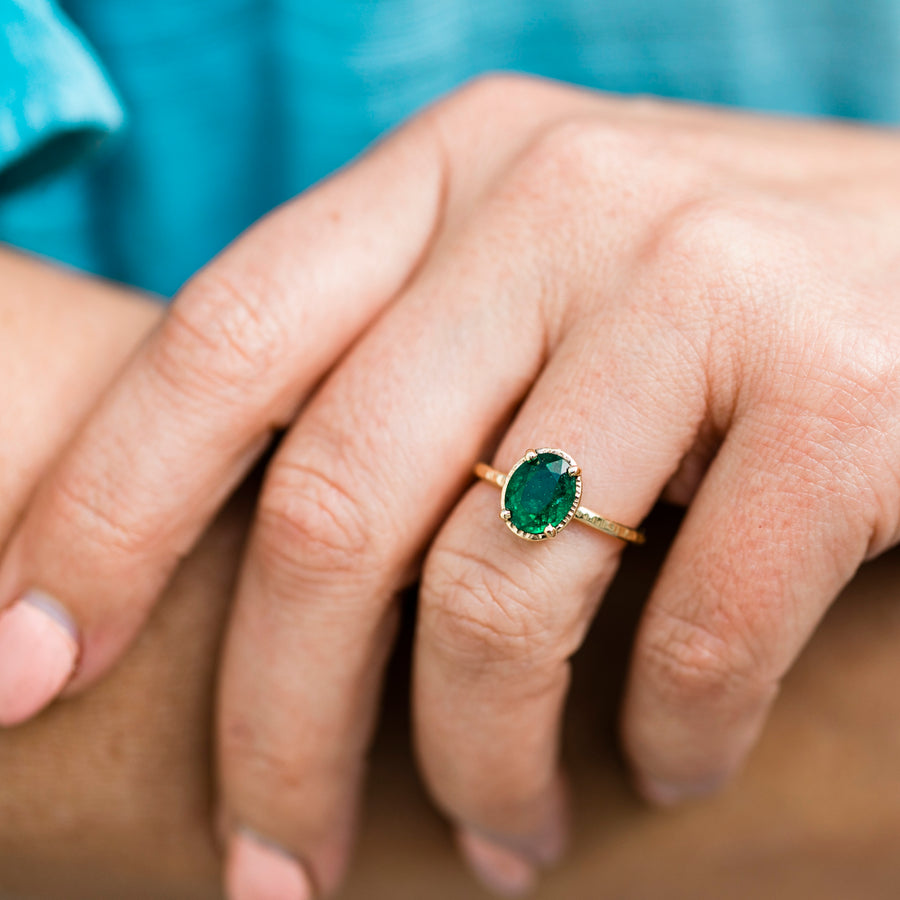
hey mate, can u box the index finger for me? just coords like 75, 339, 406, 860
0, 116, 447, 722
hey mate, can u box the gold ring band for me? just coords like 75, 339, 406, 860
474, 450, 646, 545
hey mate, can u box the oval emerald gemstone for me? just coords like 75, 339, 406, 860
504, 451, 579, 536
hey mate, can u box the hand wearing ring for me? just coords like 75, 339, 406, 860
3, 75, 900, 900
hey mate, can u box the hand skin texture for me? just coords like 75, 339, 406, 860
1, 251, 900, 898
2, 74, 900, 896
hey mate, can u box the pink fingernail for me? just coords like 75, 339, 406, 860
0, 590, 78, 726
457, 828, 537, 897
640, 773, 728, 807
225, 829, 313, 900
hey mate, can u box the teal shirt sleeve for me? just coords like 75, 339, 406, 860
0, 0, 124, 194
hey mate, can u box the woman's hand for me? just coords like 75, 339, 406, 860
2, 75, 900, 897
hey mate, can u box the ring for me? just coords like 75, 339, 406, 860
474, 448, 646, 544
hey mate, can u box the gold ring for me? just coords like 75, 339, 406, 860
474, 448, 645, 544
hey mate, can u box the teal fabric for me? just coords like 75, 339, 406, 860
2, 0, 900, 298
0, 0, 122, 193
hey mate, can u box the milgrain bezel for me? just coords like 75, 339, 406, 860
499, 447, 583, 541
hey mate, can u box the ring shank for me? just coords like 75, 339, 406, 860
474, 462, 646, 545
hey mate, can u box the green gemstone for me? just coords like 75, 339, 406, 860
504, 451, 579, 536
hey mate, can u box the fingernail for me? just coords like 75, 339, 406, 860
225, 829, 313, 900
640, 773, 728, 807
457, 828, 537, 897
530, 776, 569, 866
0, 590, 78, 726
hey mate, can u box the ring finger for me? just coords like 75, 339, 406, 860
414, 318, 705, 894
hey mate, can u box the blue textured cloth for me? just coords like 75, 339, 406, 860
2, 0, 900, 297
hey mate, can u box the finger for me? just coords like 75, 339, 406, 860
622, 409, 874, 805
217, 188, 558, 898
414, 322, 706, 894
0, 114, 449, 724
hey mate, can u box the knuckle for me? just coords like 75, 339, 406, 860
478, 118, 656, 311
818, 323, 900, 423
653, 196, 800, 304
517, 117, 638, 193
830, 329, 900, 526
639, 197, 803, 362
255, 458, 381, 586
656, 198, 755, 270
499, 118, 682, 277
422, 544, 562, 663
448, 71, 539, 113
637, 607, 776, 710
155, 266, 291, 396
759, 357, 900, 556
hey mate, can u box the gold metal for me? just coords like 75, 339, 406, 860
474, 453, 646, 545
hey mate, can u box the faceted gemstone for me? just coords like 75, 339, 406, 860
504, 451, 579, 536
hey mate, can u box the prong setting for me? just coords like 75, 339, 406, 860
499, 448, 583, 540
476, 452, 644, 544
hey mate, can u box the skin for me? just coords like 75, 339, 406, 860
2, 75, 900, 894
2, 249, 900, 899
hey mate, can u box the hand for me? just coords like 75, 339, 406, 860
2, 75, 900, 897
